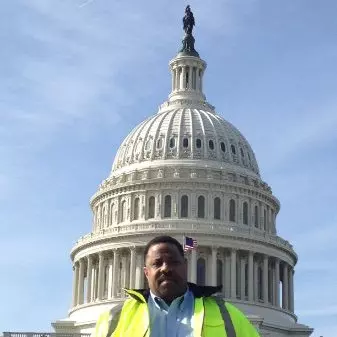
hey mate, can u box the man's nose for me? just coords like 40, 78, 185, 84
161, 262, 173, 272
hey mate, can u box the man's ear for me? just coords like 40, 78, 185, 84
143, 266, 148, 278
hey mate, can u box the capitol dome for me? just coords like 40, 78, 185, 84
112, 108, 260, 176
53, 10, 313, 337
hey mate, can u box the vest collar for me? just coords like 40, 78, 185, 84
124, 283, 222, 303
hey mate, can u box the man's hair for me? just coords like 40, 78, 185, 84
144, 235, 185, 261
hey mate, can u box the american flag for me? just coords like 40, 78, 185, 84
183, 236, 198, 251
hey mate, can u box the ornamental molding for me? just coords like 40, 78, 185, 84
71, 222, 296, 260
91, 176, 278, 211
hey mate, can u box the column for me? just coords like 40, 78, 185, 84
176, 68, 180, 90
135, 250, 143, 288
289, 267, 294, 312
191, 249, 197, 283
121, 255, 127, 293
263, 255, 269, 304
248, 251, 254, 301
77, 259, 85, 305
275, 259, 280, 307
282, 263, 289, 310
72, 262, 79, 307
171, 70, 175, 91
181, 66, 186, 90
196, 67, 200, 92
108, 256, 113, 298
112, 249, 120, 298
211, 247, 217, 286
240, 257, 246, 300
187, 66, 192, 89
97, 252, 104, 300
86, 255, 93, 303
230, 249, 237, 298
254, 259, 258, 300
224, 252, 231, 298
129, 247, 136, 288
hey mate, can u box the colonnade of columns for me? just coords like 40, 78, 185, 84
72, 246, 294, 313
171, 65, 203, 92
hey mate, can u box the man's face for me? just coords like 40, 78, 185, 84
144, 242, 187, 304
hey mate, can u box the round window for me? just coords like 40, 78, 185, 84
196, 138, 202, 148
209, 140, 214, 150
220, 142, 226, 152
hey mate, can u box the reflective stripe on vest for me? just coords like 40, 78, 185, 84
95, 296, 238, 337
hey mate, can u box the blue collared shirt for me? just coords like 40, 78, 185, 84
147, 289, 194, 337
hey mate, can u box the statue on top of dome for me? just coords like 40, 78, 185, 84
183, 5, 195, 35
180, 5, 199, 57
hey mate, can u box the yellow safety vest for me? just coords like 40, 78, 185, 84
93, 289, 260, 337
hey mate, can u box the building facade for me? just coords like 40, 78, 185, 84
52, 19, 313, 337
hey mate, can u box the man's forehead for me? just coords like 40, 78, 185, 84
148, 243, 180, 256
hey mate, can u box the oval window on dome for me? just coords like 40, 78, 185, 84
248, 153, 251, 162
157, 138, 163, 149
220, 142, 226, 152
145, 139, 152, 151
183, 138, 189, 148
209, 140, 214, 150
196, 138, 202, 148
240, 148, 244, 157
170, 137, 176, 148
231, 144, 236, 155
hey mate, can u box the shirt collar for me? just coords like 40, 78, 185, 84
150, 288, 191, 311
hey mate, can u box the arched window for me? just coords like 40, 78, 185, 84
196, 138, 202, 148
121, 200, 127, 223
214, 197, 221, 220
254, 205, 259, 228
157, 138, 163, 149
164, 195, 171, 218
134, 197, 140, 220
243, 202, 248, 225
197, 258, 206, 286
180, 195, 188, 218
183, 138, 189, 148
209, 140, 214, 150
145, 139, 152, 151
197, 196, 205, 218
148, 196, 155, 219
217, 259, 223, 286
220, 142, 226, 152
229, 199, 236, 222
231, 145, 236, 155
169, 137, 176, 148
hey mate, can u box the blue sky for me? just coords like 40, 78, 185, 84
0, 0, 336, 336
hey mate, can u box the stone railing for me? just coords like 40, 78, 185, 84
72, 222, 293, 252
2, 334, 90, 337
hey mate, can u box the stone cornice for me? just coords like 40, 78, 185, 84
70, 222, 296, 262
90, 175, 278, 211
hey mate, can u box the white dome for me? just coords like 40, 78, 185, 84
112, 108, 260, 176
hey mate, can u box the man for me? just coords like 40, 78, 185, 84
93, 236, 260, 337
